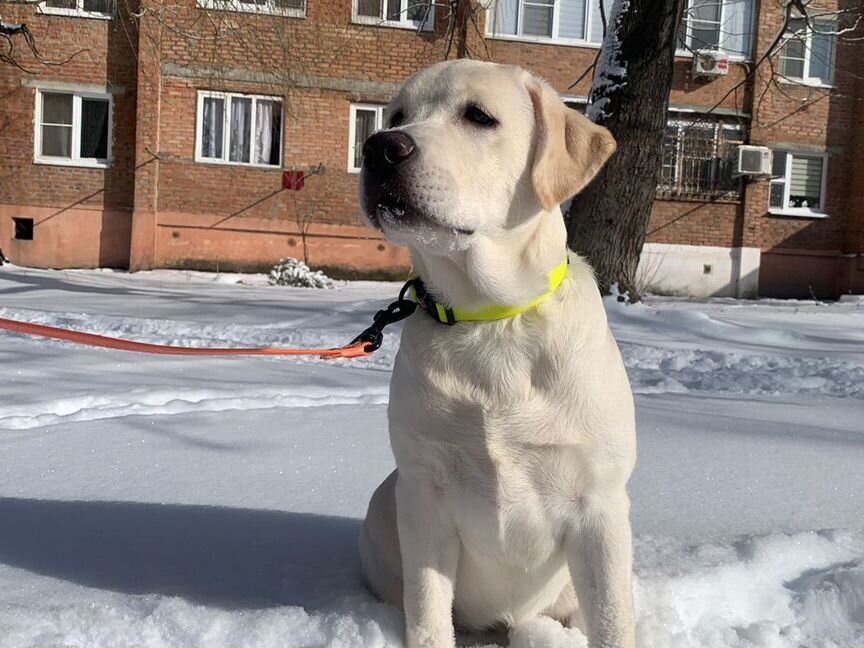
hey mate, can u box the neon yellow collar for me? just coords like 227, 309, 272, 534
410, 258, 569, 324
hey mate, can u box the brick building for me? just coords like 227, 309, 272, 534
1, 0, 863, 298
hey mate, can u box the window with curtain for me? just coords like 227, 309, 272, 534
657, 115, 745, 199
353, 0, 433, 29
679, 0, 755, 58
779, 18, 836, 85
486, 0, 611, 43
769, 151, 827, 215
197, 91, 283, 168
196, 0, 305, 15
36, 90, 112, 166
349, 104, 385, 172
42, 0, 114, 16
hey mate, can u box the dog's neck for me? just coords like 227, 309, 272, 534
409, 209, 568, 311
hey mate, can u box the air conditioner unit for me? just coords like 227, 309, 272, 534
736, 145, 772, 176
693, 50, 729, 79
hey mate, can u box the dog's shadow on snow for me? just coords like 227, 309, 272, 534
0, 497, 510, 645
0, 497, 363, 610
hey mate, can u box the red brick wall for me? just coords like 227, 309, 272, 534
3, 0, 863, 290
0, 3, 138, 266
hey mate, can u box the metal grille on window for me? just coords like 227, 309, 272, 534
657, 118, 745, 199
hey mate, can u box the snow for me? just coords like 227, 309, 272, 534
1, 264, 863, 648
586, 0, 629, 123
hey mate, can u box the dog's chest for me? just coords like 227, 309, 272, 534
389, 316, 618, 562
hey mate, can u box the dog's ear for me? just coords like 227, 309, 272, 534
527, 80, 617, 211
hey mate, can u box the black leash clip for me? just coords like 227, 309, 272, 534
347, 279, 419, 353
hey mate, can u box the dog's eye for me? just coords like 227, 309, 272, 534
389, 111, 404, 128
464, 105, 497, 127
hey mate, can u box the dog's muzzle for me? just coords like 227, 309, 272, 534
360, 131, 419, 226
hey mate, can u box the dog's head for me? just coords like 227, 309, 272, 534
359, 60, 616, 253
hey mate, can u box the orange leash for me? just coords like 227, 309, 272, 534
0, 279, 420, 360
0, 317, 374, 359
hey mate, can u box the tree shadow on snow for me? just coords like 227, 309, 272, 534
0, 497, 364, 610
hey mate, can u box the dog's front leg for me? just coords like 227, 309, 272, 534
567, 493, 635, 648
396, 473, 460, 648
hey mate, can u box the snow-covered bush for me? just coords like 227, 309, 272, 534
268, 258, 334, 289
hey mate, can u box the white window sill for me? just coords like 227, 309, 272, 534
38, 7, 113, 19
195, 157, 282, 170
768, 208, 828, 219
352, 16, 432, 31
486, 33, 601, 49
34, 157, 110, 169
778, 77, 834, 90
196, 1, 305, 18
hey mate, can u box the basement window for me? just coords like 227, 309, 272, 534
13, 218, 34, 241
35, 90, 112, 168
40, 0, 114, 19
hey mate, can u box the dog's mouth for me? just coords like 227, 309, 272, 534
364, 190, 475, 237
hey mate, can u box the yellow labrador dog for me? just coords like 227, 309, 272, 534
358, 60, 636, 648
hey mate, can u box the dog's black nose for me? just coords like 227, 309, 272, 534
363, 131, 416, 167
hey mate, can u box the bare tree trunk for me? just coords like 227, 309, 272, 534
566, 0, 684, 301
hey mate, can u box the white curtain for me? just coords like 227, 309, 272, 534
229, 97, 252, 163
491, 0, 518, 35
202, 97, 224, 159
255, 100, 274, 165
721, 0, 754, 57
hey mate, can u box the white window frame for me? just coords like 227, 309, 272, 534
34, 89, 113, 168
778, 19, 836, 88
348, 104, 385, 173
352, 0, 434, 31
195, 90, 284, 169
39, 0, 114, 19
196, 0, 306, 18
676, 0, 754, 61
485, 0, 605, 47
769, 151, 829, 218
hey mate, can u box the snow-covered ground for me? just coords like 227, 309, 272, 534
1, 265, 863, 648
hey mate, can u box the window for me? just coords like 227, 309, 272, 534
679, 0, 754, 58
487, 0, 610, 44
349, 104, 385, 173
769, 151, 827, 216
196, 92, 283, 167
353, 0, 434, 30
197, 0, 305, 17
35, 90, 112, 167
13, 218, 34, 241
40, 0, 113, 18
779, 18, 836, 86
658, 116, 745, 199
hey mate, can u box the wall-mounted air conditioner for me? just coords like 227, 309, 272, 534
736, 145, 772, 176
693, 50, 730, 79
